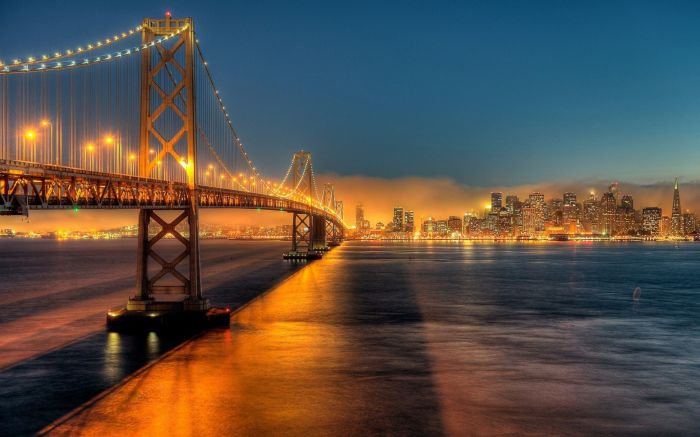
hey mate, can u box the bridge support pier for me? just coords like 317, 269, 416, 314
127, 204, 208, 310
311, 215, 327, 251
108, 201, 229, 331
284, 212, 326, 260
326, 221, 342, 247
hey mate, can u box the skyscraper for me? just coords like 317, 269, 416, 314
356, 204, 365, 229
671, 178, 683, 236
683, 212, 696, 235
642, 207, 662, 236
621, 195, 633, 210
582, 192, 600, 233
393, 207, 404, 231
609, 182, 619, 204
491, 192, 503, 210
562, 192, 578, 233
505, 195, 518, 213
600, 192, 617, 235
563, 192, 577, 207
404, 210, 415, 233
528, 192, 545, 232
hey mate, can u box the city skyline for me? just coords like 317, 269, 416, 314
354, 178, 699, 239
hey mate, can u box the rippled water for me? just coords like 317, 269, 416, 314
41, 241, 700, 436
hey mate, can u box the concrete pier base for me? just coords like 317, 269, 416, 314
108, 298, 229, 332
283, 251, 323, 260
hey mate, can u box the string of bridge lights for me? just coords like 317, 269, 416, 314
0, 23, 145, 68
0, 19, 342, 219
275, 158, 298, 194
0, 25, 188, 74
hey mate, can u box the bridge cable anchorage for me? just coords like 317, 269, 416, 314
0, 25, 189, 74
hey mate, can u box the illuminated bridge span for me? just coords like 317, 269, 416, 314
0, 15, 346, 318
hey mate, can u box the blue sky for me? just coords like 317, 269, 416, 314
3, 0, 700, 186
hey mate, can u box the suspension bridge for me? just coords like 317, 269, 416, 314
0, 14, 346, 328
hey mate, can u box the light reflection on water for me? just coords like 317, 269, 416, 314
46, 241, 700, 436
103, 332, 122, 384
0, 239, 300, 436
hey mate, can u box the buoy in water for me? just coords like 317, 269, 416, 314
632, 287, 642, 301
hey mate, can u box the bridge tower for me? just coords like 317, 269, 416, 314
287, 151, 326, 257
127, 15, 209, 313
322, 183, 340, 246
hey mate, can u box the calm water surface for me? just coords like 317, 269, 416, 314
43, 241, 700, 436
0, 239, 300, 436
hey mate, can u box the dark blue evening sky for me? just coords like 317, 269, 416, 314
3, 1, 700, 186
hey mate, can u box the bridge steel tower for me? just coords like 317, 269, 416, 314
127, 15, 209, 313
288, 151, 327, 255
322, 183, 341, 246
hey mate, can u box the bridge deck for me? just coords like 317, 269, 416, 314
0, 159, 343, 228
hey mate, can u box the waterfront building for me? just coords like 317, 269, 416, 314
422, 217, 435, 235
404, 210, 415, 233
683, 212, 696, 235
671, 178, 683, 236
660, 216, 671, 236
522, 205, 538, 235
375, 222, 385, 230
528, 193, 546, 232
393, 207, 404, 231
436, 219, 449, 236
615, 205, 637, 235
642, 207, 662, 236
485, 212, 499, 234
467, 216, 483, 236
507, 196, 523, 230
447, 216, 462, 234
497, 208, 513, 236
463, 212, 475, 233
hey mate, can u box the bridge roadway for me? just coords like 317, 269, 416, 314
0, 159, 343, 228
